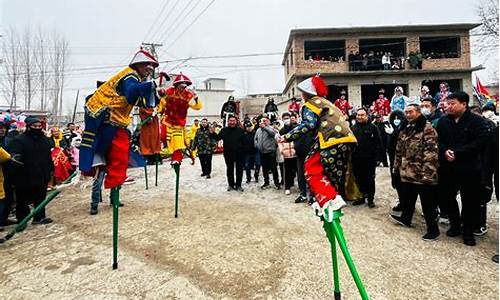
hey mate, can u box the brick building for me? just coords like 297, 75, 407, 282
282, 23, 482, 108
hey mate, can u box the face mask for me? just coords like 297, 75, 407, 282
284, 119, 290, 125
421, 108, 431, 117
29, 128, 44, 136
393, 119, 401, 127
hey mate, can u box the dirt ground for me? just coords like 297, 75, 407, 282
0, 155, 498, 300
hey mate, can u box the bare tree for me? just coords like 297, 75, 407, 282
1, 28, 21, 109
34, 27, 49, 110
478, 0, 499, 38
49, 31, 69, 117
19, 28, 39, 110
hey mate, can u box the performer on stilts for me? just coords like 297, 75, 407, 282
79, 49, 161, 269
158, 72, 202, 218
282, 74, 369, 299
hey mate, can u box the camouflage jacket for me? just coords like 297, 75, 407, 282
394, 115, 438, 185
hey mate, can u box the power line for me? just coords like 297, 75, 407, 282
142, 0, 172, 42
148, 0, 182, 42
156, 0, 202, 45
165, 0, 216, 50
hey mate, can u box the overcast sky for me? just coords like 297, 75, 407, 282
1, 0, 498, 110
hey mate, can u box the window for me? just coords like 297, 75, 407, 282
419, 36, 460, 59
304, 40, 346, 62
356, 38, 407, 71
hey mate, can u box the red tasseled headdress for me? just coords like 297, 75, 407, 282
312, 75, 328, 97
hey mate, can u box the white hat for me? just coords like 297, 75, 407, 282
297, 74, 328, 97
129, 49, 159, 68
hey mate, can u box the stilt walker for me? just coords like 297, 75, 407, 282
158, 72, 202, 218
79, 49, 161, 269
282, 74, 369, 299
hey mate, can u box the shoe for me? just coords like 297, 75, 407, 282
32, 217, 53, 225
90, 206, 98, 215
206, 175, 211, 179
463, 236, 476, 246
439, 217, 450, 225
235, 186, 244, 192
367, 201, 375, 208
3, 219, 18, 226
200, 173, 207, 177
123, 176, 136, 185
246, 179, 251, 183
392, 204, 402, 212
352, 199, 366, 206
446, 227, 462, 237
422, 231, 440, 241
275, 184, 281, 190
260, 183, 270, 190
0, 227, 4, 232
227, 186, 233, 192
492, 255, 499, 263
285, 189, 291, 195
295, 195, 306, 203
473, 226, 488, 236
308, 196, 315, 205
390, 215, 411, 227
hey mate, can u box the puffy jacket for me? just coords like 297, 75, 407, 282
394, 115, 438, 185
254, 126, 278, 154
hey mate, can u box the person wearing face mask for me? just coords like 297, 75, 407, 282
385, 110, 407, 212
420, 96, 442, 127
279, 113, 298, 195
191, 119, 216, 179
8, 116, 54, 225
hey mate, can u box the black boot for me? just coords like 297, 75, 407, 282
254, 170, 259, 183
246, 169, 251, 183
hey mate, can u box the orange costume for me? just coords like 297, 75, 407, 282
158, 73, 202, 163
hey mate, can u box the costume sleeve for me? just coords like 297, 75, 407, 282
189, 96, 203, 110
117, 75, 158, 107
0, 147, 11, 163
283, 106, 318, 142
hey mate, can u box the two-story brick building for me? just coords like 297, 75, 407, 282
282, 23, 482, 108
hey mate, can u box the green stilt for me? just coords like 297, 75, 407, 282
155, 155, 159, 187
324, 209, 369, 300
144, 164, 149, 190
0, 172, 77, 244
111, 187, 120, 270
173, 164, 180, 218
323, 221, 341, 299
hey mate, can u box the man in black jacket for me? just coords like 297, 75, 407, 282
220, 96, 238, 127
436, 92, 489, 246
213, 115, 246, 192
9, 116, 54, 224
351, 108, 381, 208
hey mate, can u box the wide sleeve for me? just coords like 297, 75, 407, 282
284, 105, 318, 142
189, 96, 203, 110
117, 75, 158, 107
0, 147, 11, 163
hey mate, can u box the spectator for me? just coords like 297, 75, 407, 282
434, 82, 451, 111
390, 86, 409, 112
420, 96, 440, 124
254, 116, 280, 190
470, 105, 497, 236
371, 88, 392, 117
293, 115, 316, 204
9, 116, 54, 224
279, 113, 298, 195
334, 90, 353, 116
288, 97, 302, 115
213, 115, 246, 192
243, 121, 260, 183
220, 95, 238, 127
191, 118, 216, 179
373, 114, 389, 167
351, 108, 381, 207
436, 91, 489, 246
391, 104, 440, 241
382, 52, 391, 70
385, 110, 407, 212
264, 98, 279, 122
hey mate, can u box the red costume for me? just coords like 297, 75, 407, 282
334, 98, 352, 116
371, 95, 391, 117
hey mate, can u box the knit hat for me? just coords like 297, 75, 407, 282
25, 116, 41, 126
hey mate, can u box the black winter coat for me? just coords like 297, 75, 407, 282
351, 122, 381, 160
436, 109, 489, 175
8, 130, 54, 188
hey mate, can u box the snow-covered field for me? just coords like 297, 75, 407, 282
0, 154, 498, 299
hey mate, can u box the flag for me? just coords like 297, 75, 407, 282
476, 76, 491, 98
